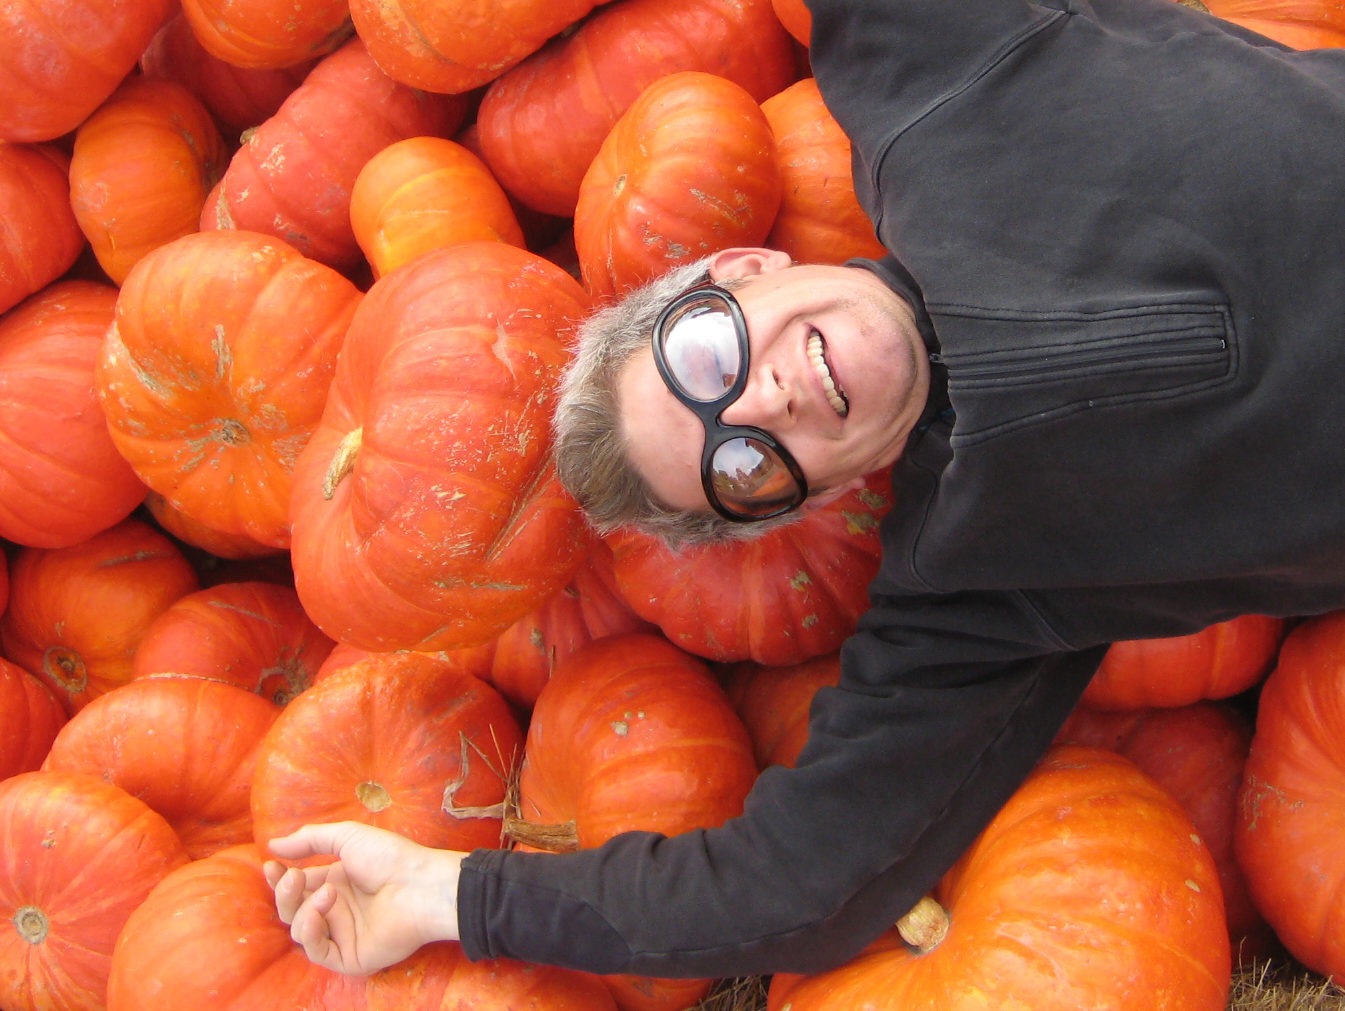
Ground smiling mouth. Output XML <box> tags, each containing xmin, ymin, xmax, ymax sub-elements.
<box><xmin>807</xmin><ymin>330</ymin><xmax>849</xmax><ymax>417</ymax></box>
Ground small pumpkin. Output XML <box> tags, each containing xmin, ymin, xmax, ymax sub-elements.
<box><xmin>0</xmin><ymin>770</ymin><xmax>188</xmax><ymax>1011</ymax></box>
<box><xmin>1082</xmin><ymin>613</ymin><xmax>1285</xmax><ymax>710</ymax></box>
<box><xmin>0</xmin><ymin>658</ymin><xmax>66</xmax><ymax>779</ymax></box>
<box><xmin>0</xmin><ymin>518</ymin><xmax>200</xmax><ymax>714</ymax></box>
<box><xmin>178</xmin><ymin>0</ymin><xmax>352</xmax><ymax>69</ymax></box>
<box><xmin>574</xmin><ymin>70</ymin><xmax>783</xmax><ymax>299</ymax></box>
<box><xmin>43</xmin><ymin>675</ymin><xmax>280</xmax><ymax>859</ymax></box>
<box><xmin>0</xmin><ymin>143</ymin><xmax>86</xmax><ymax>315</ymax></box>
<box><xmin>723</xmin><ymin>651</ymin><xmax>842</xmax><ymax>769</ymax></box>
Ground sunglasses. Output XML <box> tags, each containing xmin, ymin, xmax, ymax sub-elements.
<box><xmin>651</xmin><ymin>280</ymin><xmax>809</xmax><ymax>522</ymax></box>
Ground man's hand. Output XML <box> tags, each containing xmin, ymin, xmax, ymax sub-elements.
<box><xmin>263</xmin><ymin>822</ymin><xmax>465</xmax><ymax>976</ymax></box>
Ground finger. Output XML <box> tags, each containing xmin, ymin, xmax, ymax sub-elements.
<box><xmin>268</xmin><ymin>821</ymin><xmax>363</xmax><ymax>861</ymax></box>
<box><xmin>273</xmin><ymin>867</ymin><xmax>310</xmax><ymax>925</ymax></box>
<box><xmin>290</xmin><ymin>884</ymin><xmax>339</xmax><ymax>970</ymax></box>
<box><xmin>262</xmin><ymin>859</ymin><xmax>285</xmax><ymax>888</ymax></box>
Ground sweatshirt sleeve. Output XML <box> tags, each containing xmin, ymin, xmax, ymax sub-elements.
<box><xmin>456</xmin><ymin>588</ymin><xmax>1104</xmax><ymax>978</ymax></box>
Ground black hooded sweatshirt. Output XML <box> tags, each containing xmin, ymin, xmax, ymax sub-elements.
<box><xmin>457</xmin><ymin>0</ymin><xmax>1345</xmax><ymax>977</ymax></box>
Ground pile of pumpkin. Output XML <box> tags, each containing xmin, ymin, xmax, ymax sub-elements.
<box><xmin>1</xmin><ymin>0</ymin><xmax>1343</xmax><ymax>1008</ymax></box>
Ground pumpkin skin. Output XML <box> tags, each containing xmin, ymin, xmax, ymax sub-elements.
<box><xmin>43</xmin><ymin>675</ymin><xmax>280</xmax><ymax>859</ymax></box>
<box><xmin>512</xmin><ymin>632</ymin><xmax>758</xmax><ymax>1011</ymax></box>
<box><xmin>475</xmin><ymin>0</ymin><xmax>798</xmax><ymax>217</ymax></box>
<box><xmin>0</xmin><ymin>280</ymin><xmax>146</xmax><ymax>548</ymax></box>
<box><xmin>0</xmin><ymin>143</ymin><xmax>86</xmax><ymax>316</ymax></box>
<box><xmin>761</xmin><ymin>78</ymin><xmax>887</xmax><ymax>265</ymax></box>
<box><xmin>1235</xmin><ymin>610</ymin><xmax>1345</xmax><ymax>979</ymax></box>
<box><xmin>1055</xmin><ymin>700</ymin><xmax>1272</xmax><ymax>964</ymax></box>
<box><xmin>179</xmin><ymin>0</ymin><xmax>352</xmax><ymax>69</ymax></box>
<box><xmin>251</xmin><ymin>652</ymin><xmax>525</xmax><ymax>856</ymax></box>
<box><xmin>768</xmin><ymin>746</ymin><xmax>1231</xmax><ymax>1011</ymax></box>
<box><xmin>1199</xmin><ymin>0</ymin><xmax>1345</xmax><ymax>49</ymax></box>
<box><xmin>723</xmin><ymin>651</ymin><xmax>842</xmax><ymax>769</ymax></box>
<box><xmin>607</xmin><ymin>470</ymin><xmax>891</xmax><ymax>665</ymax></box>
<box><xmin>0</xmin><ymin>770</ymin><xmax>188</xmax><ymax>1011</ymax></box>
<box><xmin>131</xmin><ymin>580</ymin><xmax>335</xmax><ymax>705</ymax></box>
<box><xmin>347</xmin><ymin>0</ymin><xmax>600</xmax><ymax>95</ymax></box>
<box><xmin>1082</xmin><ymin>613</ymin><xmax>1285</xmax><ymax>710</ymax></box>
<box><xmin>771</xmin><ymin>0</ymin><xmax>813</xmax><ymax>45</ymax></box>
<box><xmin>574</xmin><ymin>70</ymin><xmax>783</xmax><ymax>299</ymax></box>
<box><xmin>97</xmin><ymin>229</ymin><xmax>362</xmax><ymax>549</ymax></box>
<box><xmin>349</xmin><ymin>136</ymin><xmax>525</xmax><ymax>279</ymax></box>
<box><xmin>140</xmin><ymin>12</ymin><xmax>319</xmax><ymax>138</ymax></box>
<box><xmin>0</xmin><ymin>0</ymin><xmax>175</xmax><ymax>142</ymax></box>
<box><xmin>142</xmin><ymin>490</ymin><xmax>287</xmax><ymax>562</ymax></box>
<box><xmin>0</xmin><ymin>518</ymin><xmax>201</xmax><ymax>714</ymax></box>
<box><xmin>69</xmin><ymin>76</ymin><xmax>227</xmax><ymax>285</ymax></box>
<box><xmin>0</xmin><ymin>658</ymin><xmax>66</xmax><ymax>778</ymax></box>
<box><xmin>203</xmin><ymin>39</ymin><xmax>469</xmax><ymax>272</ymax></box>
<box><xmin>288</xmin><ymin>241</ymin><xmax>592</xmax><ymax>652</ymax></box>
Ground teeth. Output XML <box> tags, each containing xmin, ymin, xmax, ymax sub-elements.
<box><xmin>808</xmin><ymin>332</ymin><xmax>849</xmax><ymax>417</ymax></box>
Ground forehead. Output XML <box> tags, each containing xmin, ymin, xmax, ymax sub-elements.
<box><xmin>616</xmin><ymin>347</ymin><xmax>710</xmax><ymax>513</ymax></box>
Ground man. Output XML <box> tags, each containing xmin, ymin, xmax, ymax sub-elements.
<box><xmin>267</xmin><ymin>0</ymin><xmax>1345</xmax><ymax>981</ymax></box>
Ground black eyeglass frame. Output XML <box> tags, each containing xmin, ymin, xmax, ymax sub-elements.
<box><xmin>649</xmin><ymin>280</ymin><xmax>810</xmax><ymax>522</ymax></box>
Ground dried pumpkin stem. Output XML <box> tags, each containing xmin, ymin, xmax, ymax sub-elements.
<box><xmin>323</xmin><ymin>427</ymin><xmax>363</xmax><ymax>500</ymax></box>
<box><xmin>502</xmin><ymin>815</ymin><xmax>580</xmax><ymax>853</ymax></box>
<box><xmin>896</xmin><ymin>895</ymin><xmax>949</xmax><ymax>954</ymax></box>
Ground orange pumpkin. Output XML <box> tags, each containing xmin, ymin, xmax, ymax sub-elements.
<box><xmin>723</xmin><ymin>651</ymin><xmax>842</xmax><ymax>769</ymax></box>
<box><xmin>251</xmin><ymin>652</ymin><xmax>525</xmax><ymax>856</ymax></box>
<box><xmin>69</xmin><ymin>76</ymin><xmax>227</xmax><ymax>285</ymax></box>
<box><xmin>0</xmin><ymin>143</ymin><xmax>86</xmax><ymax>315</ymax></box>
<box><xmin>1199</xmin><ymin>0</ymin><xmax>1345</xmax><ymax>49</ymax></box>
<box><xmin>97</xmin><ymin>229</ymin><xmax>362</xmax><ymax>549</ymax></box>
<box><xmin>178</xmin><ymin>0</ymin><xmax>352</xmax><ymax>69</ymax></box>
<box><xmin>1235</xmin><ymin>609</ymin><xmax>1345</xmax><ymax>979</ymax></box>
<box><xmin>762</xmin><ymin>78</ymin><xmax>887</xmax><ymax>265</ymax></box>
<box><xmin>574</xmin><ymin>70</ymin><xmax>783</xmax><ymax>299</ymax></box>
<box><xmin>203</xmin><ymin>39</ymin><xmax>469</xmax><ymax>272</ymax></box>
<box><xmin>607</xmin><ymin>469</ymin><xmax>892</xmax><ymax>665</ymax></box>
<box><xmin>768</xmin><ymin>746</ymin><xmax>1231</xmax><ymax>1011</ymax></box>
<box><xmin>0</xmin><ymin>770</ymin><xmax>188</xmax><ymax>1011</ymax></box>
<box><xmin>0</xmin><ymin>0</ymin><xmax>175</xmax><ymax>142</ymax></box>
<box><xmin>475</xmin><ymin>0</ymin><xmax>798</xmax><ymax>217</ymax></box>
<box><xmin>43</xmin><ymin>675</ymin><xmax>280</xmax><ymax>858</ymax></box>
<box><xmin>0</xmin><ymin>280</ymin><xmax>146</xmax><ymax>548</ymax></box>
<box><xmin>771</xmin><ymin>0</ymin><xmax>813</xmax><ymax>45</ymax></box>
<box><xmin>0</xmin><ymin>658</ymin><xmax>66</xmax><ymax>779</ymax></box>
<box><xmin>347</xmin><ymin>0</ymin><xmax>600</xmax><ymax>94</ymax></box>
<box><xmin>131</xmin><ymin>580</ymin><xmax>335</xmax><ymax>704</ymax></box>
<box><xmin>1082</xmin><ymin>613</ymin><xmax>1285</xmax><ymax>709</ymax></box>
<box><xmin>288</xmin><ymin>241</ymin><xmax>592</xmax><ymax>652</ymax></box>
<box><xmin>349</xmin><ymin>136</ymin><xmax>525</xmax><ymax>278</ymax></box>
<box><xmin>0</xmin><ymin>518</ymin><xmax>201</xmax><ymax>714</ymax></box>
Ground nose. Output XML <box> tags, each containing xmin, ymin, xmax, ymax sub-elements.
<box><xmin>720</xmin><ymin>361</ymin><xmax>793</xmax><ymax>429</ymax></box>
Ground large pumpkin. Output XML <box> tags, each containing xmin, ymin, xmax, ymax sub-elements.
<box><xmin>347</xmin><ymin>0</ymin><xmax>600</xmax><ymax>95</ymax></box>
<box><xmin>43</xmin><ymin>675</ymin><xmax>280</xmax><ymax>859</ymax></box>
<box><xmin>0</xmin><ymin>280</ymin><xmax>146</xmax><ymax>548</ymax></box>
<box><xmin>97</xmin><ymin>229</ymin><xmax>362</xmax><ymax>549</ymax></box>
<box><xmin>0</xmin><ymin>770</ymin><xmax>188</xmax><ymax>1011</ymax></box>
<box><xmin>0</xmin><ymin>0</ymin><xmax>174</xmax><ymax>142</ymax></box>
<box><xmin>1198</xmin><ymin>0</ymin><xmax>1345</xmax><ymax>48</ymax></box>
<box><xmin>251</xmin><ymin>652</ymin><xmax>525</xmax><ymax>856</ymax></box>
<box><xmin>1082</xmin><ymin>613</ymin><xmax>1285</xmax><ymax>710</ymax></box>
<box><xmin>107</xmin><ymin>843</ymin><xmax>616</xmax><ymax>1011</ymax></box>
<box><xmin>1235</xmin><ymin>609</ymin><xmax>1345</xmax><ymax>979</ymax></box>
<box><xmin>131</xmin><ymin>580</ymin><xmax>335</xmax><ymax>705</ymax></box>
<box><xmin>288</xmin><ymin>240</ymin><xmax>592</xmax><ymax>652</ymax></box>
<box><xmin>574</xmin><ymin>70</ymin><xmax>783</xmax><ymax>299</ymax></box>
<box><xmin>607</xmin><ymin>469</ymin><xmax>892</xmax><ymax>665</ymax></box>
<box><xmin>0</xmin><ymin>518</ymin><xmax>200</xmax><ymax>714</ymax></box>
<box><xmin>69</xmin><ymin>76</ymin><xmax>227</xmax><ymax>285</ymax></box>
<box><xmin>0</xmin><ymin>143</ymin><xmax>86</xmax><ymax>315</ymax></box>
<box><xmin>475</xmin><ymin>0</ymin><xmax>798</xmax><ymax>218</ymax></box>
<box><xmin>203</xmin><ymin>38</ymin><xmax>468</xmax><ymax>272</ymax></box>
<box><xmin>768</xmin><ymin>746</ymin><xmax>1231</xmax><ymax>1011</ymax></box>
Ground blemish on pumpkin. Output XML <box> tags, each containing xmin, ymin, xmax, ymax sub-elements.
<box><xmin>858</xmin><ymin>488</ymin><xmax>889</xmax><ymax>509</ymax></box>
<box><xmin>843</xmin><ymin>510</ymin><xmax>880</xmax><ymax>535</ymax></box>
<box><xmin>13</xmin><ymin>906</ymin><xmax>48</xmax><ymax>945</ymax></box>
<box><xmin>789</xmin><ymin>571</ymin><xmax>812</xmax><ymax>591</ymax></box>
<box><xmin>611</xmin><ymin>720</ymin><xmax>629</xmax><ymax>736</ymax></box>
<box><xmin>801</xmin><ymin>614</ymin><xmax>819</xmax><ymax>628</ymax></box>
<box><xmin>42</xmin><ymin>647</ymin><xmax>87</xmax><ymax>694</ymax></box>
<box><xmin>356</xmin><ymin>782</ymin><xmax>392</xmax><ymax>812</ymax></box>
<box><xmin>613</xmin><ymin>174</ymin><xmax>627</xmax><ymax>196</ymax></box>
<box><xmin>1184</xmin><ymin>879</ymin><xmax>1201</xmax><ymax>892</ymax></box>
<box><xmin>212</xmin><ymin>324</ymin><xmax>231</xmax><ymax>379</ymax></box>
<box><xmin>213</xmin><ymin>418</ymin><xmax>250</xmax><ymax>446</ymax></box>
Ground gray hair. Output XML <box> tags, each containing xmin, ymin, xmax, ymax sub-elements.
<box><xmin>553</xmin><ymin>259</ymin><xmax>802</xmax><ymax>550</ymax></box>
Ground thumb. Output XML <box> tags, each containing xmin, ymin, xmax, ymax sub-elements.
<box><xmin>267</xmin><ymin>821</ymin><xmax>367</xmax><ymax>860</ymax></box>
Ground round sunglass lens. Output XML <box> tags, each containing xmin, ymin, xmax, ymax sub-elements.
<box><xmin>660</xmin><ymin>300</ymin><xmax>741</xmax><ymax>401</ymax></box>
<box><xmin>710</xmin><ymin>437</ymin><xmax>804</xmax><ymax>517</ymax></box>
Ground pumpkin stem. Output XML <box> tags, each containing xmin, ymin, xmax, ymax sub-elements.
<box><xmin>896</xmin><ymin>895</ymin><xmax>949</xmax><ymax>955</ymax></box>
<box><xmin>13</xmin><ymin>906</ymin><xmax>48</xmax><ymax>945</ymax></box>
<box><xmin>323</xmin><ymin>427</ymin><xmax>363</xmax><ymax>500</ymax></box>
<box><xmin>502</xmin><ymin>815</ymin><xmax>580</xmax><ymax>852</ymax></box>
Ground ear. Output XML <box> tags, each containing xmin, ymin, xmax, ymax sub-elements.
<box><xmin>799</xmin><ymin>477</ymin><xmax>866</xmax><ymax>513</ymax></box>
<box><xmin>706</xmin><ymin>247</ymin><xmax>793</xmax><ymax>282</ymax></box>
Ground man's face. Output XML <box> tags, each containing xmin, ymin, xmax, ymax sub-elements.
<box><xmin>618</xmin><ymin>249</ymin><xmax>931</xmax><ymax>515</ymax></box>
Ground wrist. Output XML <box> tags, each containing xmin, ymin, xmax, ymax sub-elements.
<box><xmin>410</xmin><ymin>847</ymin><xmax>464</xmax><ymax>945</ymax></box>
